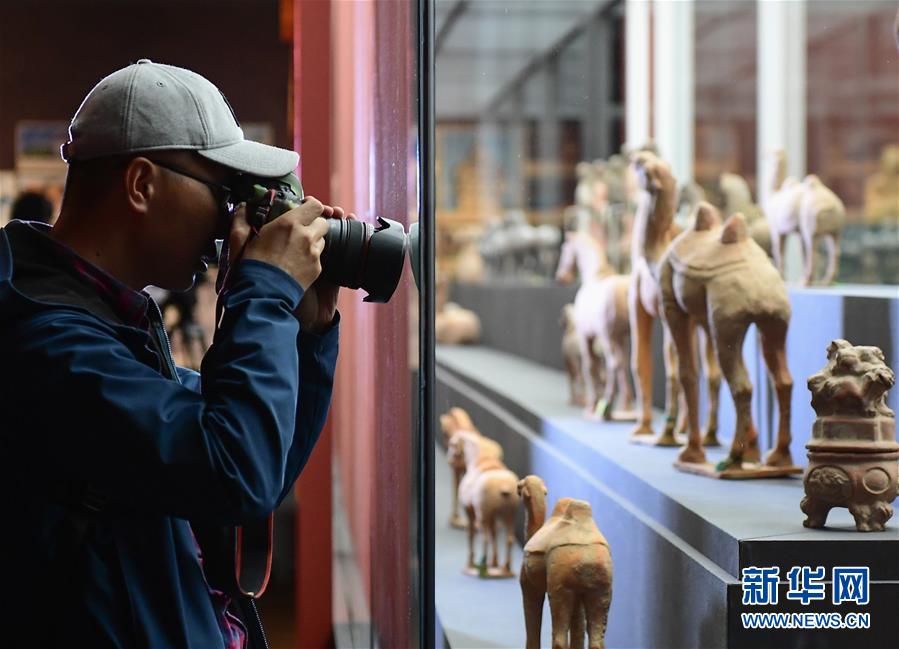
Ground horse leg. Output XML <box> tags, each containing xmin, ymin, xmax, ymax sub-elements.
<box><xmin>698</xmin><ymin>324</ymin><xmax>722</xmax><ymax>447</ymax></box>
<box><xmin>503</xmin><ymin>512</ymin><xmax>515</xmax><ymax>574</ymax></box>
<box><xmin>822</xmin><ymin>233</ymin><xmax>840</xmax><ymax>285</ymax></box>
<box><xmin>710</xmin><ymin>314</ymin><xmax>754</xmax><ymax>468</ymax></box>
<box><xmin>757</xmin><ymin>315</ymin><xmax>795</xmax><ymax>467</ymax></box>
<box><xmin>616</xmin><ymin>338</ymin><xmax>634</xmax><ymax>411</ymax></box>
<box><xmin>769</xmin><ymin>227</ymin><xmax>784</xmax><ymax>276</ymax></box>
<box><xmin>629</xmin><ymin>280</ymin><xmax>655</xmax><ymax>436</ymax></box>
<box><xmin>578</xmin><ymin>335</ymin><xmax>597</xmax><ymax>417</ymax></box>
<box><xmin>801</xmin><ymin>230</ymin><xmax>817</xmax><ymax>286</ymax></box>
<box><xmin>596</xmin><ymin>334</ymin><xmax>617</xmax><ymax>420</ymax></box>
<box><xmin>465</xmin><ymin>505</ymin><xmax>477</xmax><ymax>569</ymax></box>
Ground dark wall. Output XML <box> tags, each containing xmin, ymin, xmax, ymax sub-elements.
<box><xmin>0</xmin><ymin>0</ymin><xmax>290</xmax><ymax>169</ymax></box>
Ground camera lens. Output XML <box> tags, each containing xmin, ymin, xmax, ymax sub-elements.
<box><xmin>320</xmin><ymin>216</ymin><xmax>408</xmax><ymax>303</ymax></box>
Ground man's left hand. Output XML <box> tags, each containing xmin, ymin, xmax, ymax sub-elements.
<box><xmin>295</xmin><ymin>204</ymin><xmax>354</xmax><ymax>333</ymax></box>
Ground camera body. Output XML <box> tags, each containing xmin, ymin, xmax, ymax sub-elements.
<box><xmin>228</xmin><ymin>172</ymin><xmax>409</xmax><ymax>303</ymax></box>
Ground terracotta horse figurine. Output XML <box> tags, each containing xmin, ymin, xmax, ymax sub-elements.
<box><xmin>629</xmin><ymin>151</ymin><xmax>721</xmax><ymax>446</ymax></box>
<box><xmin>658</xmin><ymin>202</ymin><xmax>796</xmax><ymax>470</ymax></box>
<box><xmin>762</xmin><ymin>149</ymin><xmax>845</xmax><ymax>285</ymax></box>
<box><xmin>454</xmin><ymin>433</ymin><xmax>519</xmax><ymax>577</ymax></box>
<box><xmin>519</xmin><ymin>475</ymin><xmax>612</xmax><ymax>649</ymax></box>
<box><xmin>555</xmin><ymin>231</ymin><xmax>634</xmax><ymax>420</ymax></box>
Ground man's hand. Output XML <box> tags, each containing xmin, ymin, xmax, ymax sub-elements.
<box><xmin>295</xmin><ymin>205</ymin><xmax>356</xmax><ymax>333</ymax></box>
<box><xmin>228</xmin><ymin>197</ymin><xmax>354</xmax><ymax>334</ymax></box>
<box><xmin>230</xmin><ymin>196</ymin><xmax>329</xmax><ymax>290</ymax></box>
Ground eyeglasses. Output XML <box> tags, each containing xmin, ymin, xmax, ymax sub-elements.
<box><xmin>149</xmin><ymin>159</ymin><xmax>236</xmax><ymax>220</ymax></box>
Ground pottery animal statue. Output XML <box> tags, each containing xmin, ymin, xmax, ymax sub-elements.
<box><xmin>519</xmin><ymin>475</ymin><xmax>612</xmax><ymax>649</ymax></box>
<box><xmin>803</xmin><ymin>340</ymin><xmax>897</xmax><ymax>532</ymax></box>
<box><xmin>719</xmin><ymin>172</ymin><xmax>771</xmax><ymax>254</ymax></box>
<box><xmin>556</xmin><ymin>231</ymin><xmax>634</xmax><ymax>420</ymax></box>
<box><xmin>440</xmin><ymin>422</ymin><xmax>503</xmax><ymax>529</ymax></box>
<box><xmin>455</xmin><ymin>433</ymin><xmax>518</xmax><ymax>577</ymax></box>
<box><xmin>658</xmin><ymin>202</ymin><xmax>796</xmax><ymax>471</ymax></box>
<box><xmin>560</xmin><ymin>304</ymin><xmax>588</xmax><ymax>407</ymax></box>
<box><xmin>629</xmin><ymin>152</ymin><xmax>721</xmax><ymax>446</ymax></box>
<box><xmin>762</xmin><ymin>150</ymin><xmax>845</xmax><ymax>285</ymax></box>
<box><xmin>435</xmin><ymin>302</ymin><xmax>481</xmax><ymax>345</ymax></box>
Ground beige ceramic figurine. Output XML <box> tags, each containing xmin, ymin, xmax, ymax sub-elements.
<box><xmin>435</xmin><ymin>302</ymin><xmax>481</xmax><ymax>345</ymax></box>
<box><xmin>556</xmin><ymin>231</ymin><xmax>634</xmax><ymax>420</ymax></box>
<box><xmin>803</xmin><ymin>340</ymin><xmax>897</xmax><ymax>532</ymax></box>
<box><xmin>518</xmin><ymin>475</ymin><xmax>612</xmax><ymax>649</ymax></box>
<box><xmin>630</xmin><ymin>152</ymin><xmax>721</xmax><ymax>447</ymax></box>
<box><xmin>658</xmin><ymin>202</ymin><xmax>799</xmax><ymax>476</ymax></box>
<box><xmin>441</xmin><ymin>408</ymin><xmax>501</xmax><ymax>529</ymax></box>
<box><xmin>453</xmin><ymin>432</ymin><xmax>518</xmax><ymax>577</ymax></box>
<box><xmin>719</xmin><ymin>172</ymin><xmax>771</xmax><ymax>254</ymax></box>
<box><xmin>762</xmin><ymin>150</ymin><xmax>845</xmax><ymax>285</ymax></box>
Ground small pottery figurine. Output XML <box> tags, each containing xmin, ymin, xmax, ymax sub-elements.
<box><xmin>441</xmin><ymin>408</ymin><xmax>499</xmax><ymax>529</ymax></box>
<box><xmin>435</xmin><ymin>302</ymin><xmax>481</xmax><ymax>345</ymax></box>
<box><xmin>518</xmin><ymin>475</ymin><xmax>612</xmax><ymax>649</ymax></box>
<box><xmin>659</xmin><ymin>202</ymin><xmax>800</xmax><ymax>476</ymax></box>
<box><xmin>555</xmin><ymin>232</ymin><xmax>634</xmax><ymax>420</ymax></box>
<box><xmin>630</xmin><ymin>152</ymin><xmax>721</xmax><ymax>447</ymax></box>
<box><xmin>453</xmin><ymin>432</ymin><xmax>518</xmax><ymax>577</ymax></box>
<box><xmin>718</xmin><ymin>172</ymin><xmax>771</xmax><ymax>254</ymax></box>
<box><xmin>803</xmin><ymin>340</ymin><xmax>897</xmax><ymax>532</ymax></box>
<box><xmin>762</xmin><ymin>150</ymin><xmax>845</xmax><ymax>285</ymax></box>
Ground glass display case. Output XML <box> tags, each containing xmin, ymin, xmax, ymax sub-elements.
<box><xmin>434</xmin><ymin>1</ymin><xmax>898</xmax><ymax>648</ymax></box>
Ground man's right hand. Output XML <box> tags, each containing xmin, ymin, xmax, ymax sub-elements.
<box><xmin>229</xmin><ymin>196</ymin><xmax>330</xmax><ymax>290</ymax></box>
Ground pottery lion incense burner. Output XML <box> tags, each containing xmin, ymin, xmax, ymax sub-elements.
<box><xmin>802</xmin><ymin>339</ymin><xmax>898</xmax><ymax>532</ymax></box>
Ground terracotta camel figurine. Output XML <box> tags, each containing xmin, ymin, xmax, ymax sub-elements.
<box><xmin>454</xmin><ymin>433</ymin><xmax>518</xmax><ymax>577</ymax></box>
<box><xmin>762</xmin><ymin>149</ymin><xmax>845</xmax><ymax>285</ymax></box>
<box><xmin>519</xmin><ymin>475</ymin><xmax>612</xmax><ymax>649</ymax></box>
<box><xmin>630</xmin><ymin>151</ymin><xmax>721</xmax><ymax>446</ymax></box>
<box><xmin>658</xmin><ymin>202</ymin><xmax>796</xmax><ymax>469</ymax></box>
<box><xmin>556</xmin><ymin>231</ymin><xmax>634</xmax><ymax>420</ymax></box>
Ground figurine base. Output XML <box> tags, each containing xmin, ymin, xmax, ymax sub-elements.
<box><xmin>462</xmin><ymin>565</ymin><xmax>515</xmax><ymax>579</ymax></box>
<box><xmin>448</xmin><ymin>516</ymin><xmax>466</xmax><ymax>530</ymax></box>
<box><xmin>605</xmin><ymin>409</ymin><xmax>639</xmax><ymax>422</ymax></box>
<box><xmin>630</xmin><ymin>432</ymin><xmax>685</xmax><ymax>447</ymax></box>
<box><xmin>674</xmin><ymin>460</ymin><xmax>803</xmax><ymax>480</ymax></box>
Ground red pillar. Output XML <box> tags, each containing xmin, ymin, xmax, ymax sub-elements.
<box><xmin>293</xmin><ymin>1</ymin><xmax>333</xmax><ymax>647</ymax></box>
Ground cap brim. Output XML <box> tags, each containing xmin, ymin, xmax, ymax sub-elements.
<box><xmin>198</xmin><ymin>139</ymin><xmax>299</xmax><ymax>177</ymax></box>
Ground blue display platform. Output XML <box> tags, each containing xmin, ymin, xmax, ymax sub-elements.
<box><xmin>435</xmin><ymin>345</ymin><xmax>898</xmax><ymax>649</ymax></box>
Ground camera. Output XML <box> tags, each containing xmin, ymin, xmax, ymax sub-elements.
<box><xmin>226</xmin><ymin>172</ymin><xmax>417</xmax><ymax>303</ymax></box>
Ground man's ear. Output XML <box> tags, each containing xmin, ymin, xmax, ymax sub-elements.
<box><xmin>123</xmin><ymin>157</ymin><xmax>156</xmax><ymax>215</ymax></box>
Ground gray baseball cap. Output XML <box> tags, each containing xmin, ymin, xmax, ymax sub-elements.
<box><xmin>61</xmin><ymin>59</ymin><xmax>298</xmax><ymax>177</ymax></box>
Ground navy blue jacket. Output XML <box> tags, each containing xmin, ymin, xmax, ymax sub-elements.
<box><xmin>0</xmin><ymin>221</ymin><xmax>338</xmax><ymax>647</ymax></box>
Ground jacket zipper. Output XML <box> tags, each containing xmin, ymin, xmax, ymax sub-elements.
<box><xmin>150</xmin><ymin>299</ymin><xmax>181</xmax><ymax>384</ymax></box>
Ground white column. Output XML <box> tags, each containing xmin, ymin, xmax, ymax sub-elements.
<box><xmin>757</xmin><ymin>0</ymin><xmax>806</xmax><ymax>204</ymax></box>
<box><xmin>652</xmin><ymin>0</ymin><xmax>694</xmax><ymax>185</ymax></box>
<box><xmin>757</xmin><ymin>0</ymin><xmax>806</xmax><ymax>281</ymax></box>
<box><xmin>625</xmin><ymin>0</ymin><xmax>651</xmax><ymax>152</ymax></box>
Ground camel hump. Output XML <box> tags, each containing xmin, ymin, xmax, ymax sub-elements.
<box><xmin>561</xmin><ymin>499</ymin><xmax>594</xmax><ymax>521</ymax></box>
<box><xmin>803</xmin><ymin>174</ymin><xmax>822</xmax><ymax>187</ymax></box>
<box><xmin>720</xmin><ymin>213</ymin><xmax>749</xmax><ymax>244</ymax></box>
<box><xmin>692</xmin><ymin>201</ymin><xmax>720</xmax><ymax>231</ymax></box>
